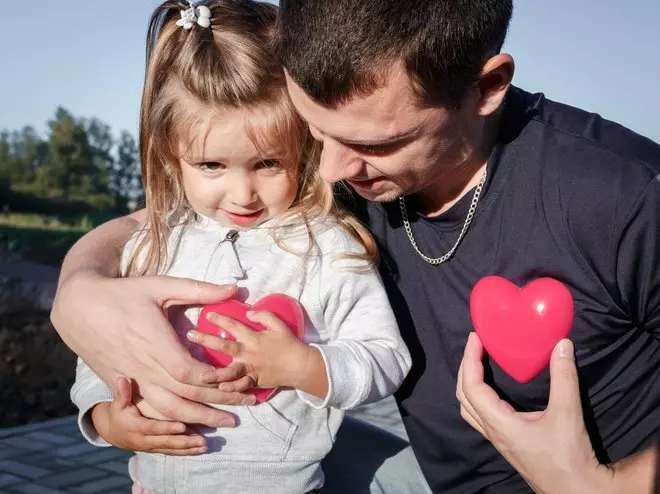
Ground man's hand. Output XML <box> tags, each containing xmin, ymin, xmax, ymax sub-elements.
<box><xmin>53</xmin><ymin>272</ymin><xmax>255</xmax><ymax>428</ymax></box>
<box><xmin>92</xmin><ymin>377</ymin><xmax>207</xmax><ymax>456</ymax></box>
<box><xmin>456</xmin><ymin>333</ymin><xmax>613</xmax><ymax>494</ymax></box>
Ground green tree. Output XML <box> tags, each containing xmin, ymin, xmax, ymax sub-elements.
<box><xmin>2</xmin><ymin>109</ymin><xmax>140</xmax><ymax>214</ymax></box>
<box><xmin>112</xmin><ymin>131</ymin><xmax>143</xmax><ymax>212</ymax></box>
<box><xmin>46</xmin><ymin>108</ymin><xmax>94</xmax><ymax>200</ymax></box>
<box><xmin>0</xmin><ymin>130</ymin><xmax>11</xmax><ymax>192</ymax></box>
<box><xmin>84</xmin><ymin>118</ymin><xmax>114</xmax><ymax>195</ymax></box>
<box><xmin>0</xmin><ymin>131</ymin><xmax>10</xmax><ymax>181</ymax></box>
<box><xmin>13</xmin><ymin>126</ymin><xmax>48</xmax><ymax>184</ymax></box>
<box><xmin>0</xmin><ymin>128</ymin><xmax>47</xmax><ymax>190</ymax></box>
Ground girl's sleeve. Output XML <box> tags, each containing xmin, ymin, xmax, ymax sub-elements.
<box><xmin>68</xmin><ymin>229</ymin><xmax>143</xmax><ymax>447</ymax></box>
<box><xmin>297</xmin><ymin>228</ymin><xmax>412</xmax><ymax>410</ymax></box>
<box><xmin>69</xmin><ymin>357</ymin><xmax>114</xmax><ymax>447</ymax></box>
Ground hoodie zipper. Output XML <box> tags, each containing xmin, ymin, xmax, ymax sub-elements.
<box><xmin>222</xmin><ymin>229</ymin><xmax>240</xmax><ymax>245</ymax></box>
<box><xmin>203</xmin><ymin>229</ymin><xmax>245</xmax><ymax>283</ymax></box>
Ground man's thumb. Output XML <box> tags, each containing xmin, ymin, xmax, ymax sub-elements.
<box><xmin>547</xmin><ymin>339</ymin><xmax>583</xmax><ymax>417</ymax></box>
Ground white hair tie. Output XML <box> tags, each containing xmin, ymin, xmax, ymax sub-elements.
<box><xmin>176</xmin><ymin>2</ymin><xmax>211</xmax><ymax>30</ymax></box>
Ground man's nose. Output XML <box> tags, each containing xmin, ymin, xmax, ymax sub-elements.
<box><xmin>318</xmin><ymin>139</ymin><xmax>362</xmax><ymax>183</ymax></box>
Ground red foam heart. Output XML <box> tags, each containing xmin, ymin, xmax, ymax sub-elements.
<box><xmin>197</xmin><ymin>293</ymin><xmax>305</xmax><ymax>403</ymax></box>
<box><xmin>469</xmin><ymin>276</ymin><xmax>574</xmax><ymax>383</ymax></box>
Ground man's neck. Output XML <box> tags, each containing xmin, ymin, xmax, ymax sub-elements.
<box><xmin>418</xmin><ymin>109</ymin><xmax>502</xmax><ymax>217</ymax></box>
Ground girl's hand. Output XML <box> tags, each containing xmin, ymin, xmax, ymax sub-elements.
<box><xmin>91</xmin><ymin>377</ymin><xmax>208</xmax><ymax>456</ymax></box>
<box><xmin>187</xmin><ymin>310</ymin><xmax>328</xmax><ymax>399</ymax></box>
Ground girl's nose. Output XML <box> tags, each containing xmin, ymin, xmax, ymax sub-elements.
<box><xmin>229</xmin><ymin>177</ymin><xmax>258</xmax><ymax>207</ymax></box>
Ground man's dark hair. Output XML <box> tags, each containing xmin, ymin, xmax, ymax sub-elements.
<box><xmin>275</xmin><ymin>0</ymin><xmax>513</xmax><ymax>108</ymax></box>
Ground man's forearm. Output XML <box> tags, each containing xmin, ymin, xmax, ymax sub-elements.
<box><xmin>57</xmin><ymin>209</ymin><xmax>145</xmax><ymax>287</ymax></box>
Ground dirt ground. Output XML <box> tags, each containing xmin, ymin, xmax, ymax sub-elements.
<box><xmin>0</xmin><ymin>278</ymin><xmax>77</xmax><ymax>427</ymax></box>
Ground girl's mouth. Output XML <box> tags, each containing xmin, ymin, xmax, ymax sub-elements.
<box><xmin>225</xmin><ymin>210</ymin><xmax>263</xmax><ymax>226</ymax></box>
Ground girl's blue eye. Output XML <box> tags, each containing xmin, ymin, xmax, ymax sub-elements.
<box><xmin>258</xmin><ymin>159</ymin><xmax>280</xmax><ymax>169</ymax></box>
<box><xmin>199</xmin><ymin>162</ymin><xmax>225</xmax><ymax>171</ymax></box>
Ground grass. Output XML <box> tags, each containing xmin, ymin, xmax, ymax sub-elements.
<box><xmin>0</xmin><ymin>212</ymin><xmax>109</xmax><ymax>231</ymax></box>
<box><xmin>0</xmin><ymin>212</ymin><xmax>113</xmax><ymax>266</ymax></box>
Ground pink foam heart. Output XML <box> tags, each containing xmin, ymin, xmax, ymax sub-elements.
<box><xmin>469</xmin><ymin>276</ymin><xmax>574</xmax><ymax>383</ymax></box>
<box><xmin>197</xmin><ymin>293</ymin><xmax>305</xmax><ymax>403</ymax></box>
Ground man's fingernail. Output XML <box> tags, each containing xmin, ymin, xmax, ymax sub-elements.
<box><xmin>246</xmin><ymin>311</ymin><xmax>256</xmax><ymax>319</ymax></box>
<box><xmin>187</xmin><ymin>330</ymin><xmax>200</xmax><ymax>341</ymax></box>
<box><xmin>217</xmin><ymin>418</ymin><xmax>235</xmax><ymax>428</ymax></box>
<box><xmin>557</xmin><ymin>339</ymin><xmax>574</xmax><ymax>359</ymax></box>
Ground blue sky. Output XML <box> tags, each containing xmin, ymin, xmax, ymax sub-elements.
<box><xmin>1</xmin><ymin>1</ymin><xmax>658</xmax><ymax>142</ymax></box>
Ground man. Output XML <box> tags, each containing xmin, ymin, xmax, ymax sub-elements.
<box><xmin>52</xmin><ymin>0</ymin><xmax>659</xmax><ymax>492</ymax></box>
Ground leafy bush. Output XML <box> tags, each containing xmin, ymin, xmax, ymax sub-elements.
<box><xmin>0</xmin><ymin>277</ymin><xmax>77</xmax><ymax>427</ymax></box>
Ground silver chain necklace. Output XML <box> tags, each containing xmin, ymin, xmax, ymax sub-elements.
<box><xmin>398</xmin><ymin>169</ymin><xmax>487</xmax><ymax>265</ymax></box>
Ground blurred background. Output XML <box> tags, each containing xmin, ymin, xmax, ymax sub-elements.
<box><xmin>0</xmin><ymin>0</ymin><xmax>658</xmax><ymax>428</ymax></box>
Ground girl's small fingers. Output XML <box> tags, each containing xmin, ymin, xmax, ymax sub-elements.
<box><xmin>144</xmin><ymin>434</ymin><xmax>207</xmax><ymax>451</ymax></box>
<box><xmin>151</xmin><ymin>446</ymin><xmax>208</xmax><ymax>456</ymax></box>
<box><xmin>203</xmin><ymin>362</ymin><xmax>248</xmax><ymax>385</ymax></box>
<box><xmin>133</xmin><ymin>416</ymin><xmax>187</xmax><ymax>435</ymax></box>
<box><xmin>187</xmin><ymin>330</ymin><xmax>241</xmax><ymax>356</ymax></box>
<box><xmin>205</xmin><ymin>312</ymin><xmax>254</xmax><ymax>342</ymax></box>
<box><xmin>115</xmin><ymin>377</ymin><xmax>133</xmax><ymax>408</ymax></box>
<box><xmin>219</xmin><ymin>375</ymin><xmax>256</xmax><ymax>393</ymax></box>
<box><xmin>134</xmin><ymin>397</ymin><xmax>170</xmax><ymax>421</ymax></box>
<box><xmin>246</xmin><ymin>310</ymin><xmax>290</xmax><ymax>333</ymax></box>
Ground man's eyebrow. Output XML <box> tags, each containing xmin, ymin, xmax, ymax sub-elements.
<box><xmin>334</xmin><ymin>127</ymin><xmax>421</xmax><ymax>147</ymax></box>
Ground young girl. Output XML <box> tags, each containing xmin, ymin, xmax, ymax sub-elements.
<box><xmin>70</xmin><ymin>1</ymin><xmax>411</xmax><ymax>493</ymax></box>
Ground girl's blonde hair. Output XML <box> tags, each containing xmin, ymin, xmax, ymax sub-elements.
<box><xmin>127</xmin><ymin>0</ymin><xmax>377</xmax><ymax>276</ymax></box>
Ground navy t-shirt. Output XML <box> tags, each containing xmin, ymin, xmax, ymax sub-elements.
<box><xmin>350</xmin><ymin>87</ymin><xmax>660</xmax><ymax>493</ymax></box>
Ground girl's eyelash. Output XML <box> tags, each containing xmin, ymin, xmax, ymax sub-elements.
<box><xmin>259</xmin><ymin>159</ymin><xmax>280</xmax><ymax>169</ymax></box>
<box><xmin>199</xmin><ymin>162</ymin><xmax>225</xmax><ymax>170</ymax></box>
<box><xmin>194</xmin><ymin>160</ymin><xmax>282</xmax><ymax>170</ymax></box>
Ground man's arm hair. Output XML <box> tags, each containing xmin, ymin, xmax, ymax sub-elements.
<box><xmin>57</xmin><ymin>209</ymin><xmax>146</xmax><ymax>288</ymax></box>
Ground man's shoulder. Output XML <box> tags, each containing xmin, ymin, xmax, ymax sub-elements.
<box><xmin>500</xmin><ymin>87</ymin><xmax>660</xmax><ymax>213</ymax></box>
<box><xmin>510</xmin><ymin>86</ymin><xmax>660</xmax><ymax>178</ymax></box>
<box><xmin>502</xmin><ymin>88</ymin><xmax>660</xmax><ymax>259</ymax></box>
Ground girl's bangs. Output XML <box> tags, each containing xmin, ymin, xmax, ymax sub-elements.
<box><xmin>241</xmin><ymin>94</ymin><xmax>306</xmax><ymax>169</ymax></box>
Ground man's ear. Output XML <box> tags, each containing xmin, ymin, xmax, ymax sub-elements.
<box><xmin>476</xmin><ymin>53</ymin><xmax>515</xmax><ymax>116</ymax></box>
